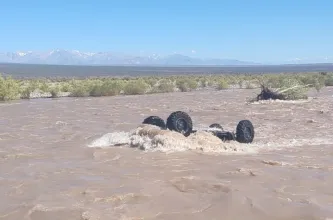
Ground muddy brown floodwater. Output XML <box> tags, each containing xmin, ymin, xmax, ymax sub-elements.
<box><xmin>1</xmin><ymin>87</ymin><xmax>333</xmax><ymax>220</ymax></box>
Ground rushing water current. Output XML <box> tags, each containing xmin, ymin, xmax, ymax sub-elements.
<box><xmin>1</xmin><ymin>87</ymin><xmax>333</xmax><ymax>220</ymax></box>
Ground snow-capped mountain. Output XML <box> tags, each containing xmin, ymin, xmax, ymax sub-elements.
<box><xmin>0</xmin><ymin>50</ymin><xmax>257</xmax><ymax>66</ymax></box>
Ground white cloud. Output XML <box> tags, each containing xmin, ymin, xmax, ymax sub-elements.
<box><xmin>191</xmin><ymin>50</ymin><xmax>196</xmax><ymax>54</ymax></box>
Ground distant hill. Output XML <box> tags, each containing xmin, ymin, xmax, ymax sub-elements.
<box><xmin>1</xmin><ymin>62</ymin><xmax>333</xmax><ymax>79</ymax></box>
<box><xmin>0</xmin><ymin>49</ymin><xmax>258</xmax><ymax>66</ymax></box>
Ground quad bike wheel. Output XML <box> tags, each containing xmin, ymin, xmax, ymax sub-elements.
<box><xmin>142</xmin><ymin>116</ymin><xmax>167</xmax><ymax>130</ymax></box>
<box><xmin>166</xmin><ymin>111</ymin><xmax>193</xmax><ymax>137</ymax></box>
<box><xmin>235</xmin><ymin>120</ymin><xmax>254</xmax><ymax>143</ymax></box>
<box><xmin>209</xmin><ymin>123</ymin><xmax>223</xmax><ymax>131</ymax></box>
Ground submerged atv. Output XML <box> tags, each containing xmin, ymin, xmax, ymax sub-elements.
<box><xmin>142</xmin><ymin>111</ymin><xmax>255</xmax><ymax>144</ymax></box>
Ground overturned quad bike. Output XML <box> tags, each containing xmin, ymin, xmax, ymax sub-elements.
<box><xmin>142</xmin><ymin>111</ymin><xmax>255</xmax><ymax>144</ymax></box>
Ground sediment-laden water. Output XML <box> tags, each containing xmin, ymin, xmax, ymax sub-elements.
<box><xmin>1</xmin><ymin>87</ymin><xmax>333</xmax><ymax>220</ymax></box>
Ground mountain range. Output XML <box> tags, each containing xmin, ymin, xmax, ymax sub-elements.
<box><xmin>0</xmin><ymin>50</ymin><xmax>258</xmax><ymax>66</ymax></box>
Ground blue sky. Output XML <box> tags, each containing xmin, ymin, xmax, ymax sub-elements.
<box><xmin>1</xmin><ymin>0</ymin><xmax>333</xmax><ymax>63</ymax></box>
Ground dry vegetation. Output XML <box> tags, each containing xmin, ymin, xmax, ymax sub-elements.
<box><xmin>0</xmin><ymin>72</ymin><xmax>333</xmax><ymax>102</ymax></box>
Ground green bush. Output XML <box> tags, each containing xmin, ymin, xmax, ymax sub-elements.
<box><xmin>49</xmin><ymin>86</ymin><xmax>60</xmax><ymax>98</ymax></box>
<box><xmin>245</xmin><ymin>81</ymin><xmax>256</xmax><ymax>89</ymax></box>
<box><xmin>276</xmin><ymin>78</ymin><xmax>309</xmax><ymax>100</ymax></box>
<box><xmin>266</xmin><ymin>74</ymin><xmax>287</xmax><ymax>88</ymax></box>
<box><xmin>237</xmin><ymin>78</ymin><xmax>243</xmax><ymax>88</ymax></box>
<box><xmin>1</xmin><ymin>72</ymin><xmax>333</xmax><ymax>102</ymax></box>
<box><xmin>151</xmin><ymin>79</ymin><xmax>174</xmax><ymax>93</ymax></box>
<box><xmin>60</xmin><ymin>82</ymin><xmax>71</xmax><ymax>92</ymax></box>
<box><xmin>144</xmin><ymin>78</ymin><xmax>158</xmax><ymax>87</ymax></box>
<box><xmin>90</xmin><ymin>80</ymin><xmax>124</xmax><ymax>96</ymax></box>
<box><xmin>123</xmin><ymin>80</ymin><xmax>148</xmax><ymax>95</ymax></box>
<box><xmin>216</xmin><ymin>80</ymin><xmax>229</xmax><ymax>90</ymax></box>
<box><xmin>20</xmin><ymin>85</ymin><xmax>35</xmax><ymax>99</ymax></box>
<box><xmin>68</xmin><ymin>80</ymin><xmax>90</xmax><ymax>97</ymax></box>
<box><xmin>0</xmin><ymin>75</ymin><xmax>20</xmax><ymax>101</ymax></box>
<box><xmin>325</xmin><ymin>75</ymin><xmax>333</xmax><ymax>86</ymax></box>
<box><xmin>176</xmin><ymin>78</ymin><xmax>198</xmax><ymax>92</ymax></box>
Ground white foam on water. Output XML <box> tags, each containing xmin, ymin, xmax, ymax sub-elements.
<box><xmin>87</xmin><ymin>131</ymin><xmax>130</xmax><ymax>148</ymax></box>
<box><xmin>87</xmin><ymin>124</ymin><xmax>333</xmax><ymax>154</ymax></box>
<box><xmin>249</xmin><ymin>98</ymin><xmax>312</xmax><ymax>105</ymax></box>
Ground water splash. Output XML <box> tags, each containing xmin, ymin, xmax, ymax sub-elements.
<box><xmin>87</xmin><ymin>124</ymin><xmax>333</xmax><ymax>155</ymax></box>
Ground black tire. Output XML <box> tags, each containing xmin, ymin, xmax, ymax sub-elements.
<box><xmin>209</xmin><ymin>123</ymin><xmax>223</xmax><ymax>130</ymax></box>
<box><xmin>235</xmin><ymin>120</ymin><xmax>254</xmax><ymax>143</ymax></box>
<box><xmin>166</xmin><ymin>111</ymin><xmax>193</xmax><ymax>137</ymax></box>
<box><xmin>142</xmin><ymin>116</ymin><xmax>167</xmax><ymax>130</ymax></box>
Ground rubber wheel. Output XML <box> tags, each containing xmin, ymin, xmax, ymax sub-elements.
<box><xmin>142</xmin><ymin>116</ymin><xmax>167</xmax><ymax>130</ymax></box>
<box><xmin>166</xmin><ymin>111</ymin><xmax>193</xmax><ymax>137</ymax></box>
<box><xmin>209</xmin><ymin>123</ymin><xmax>223</xmax><ymax>130</ymax></box>
<box><xmin>235</xmin><ymin>120</ymin><xmax>254</xmax><ymax>143</ymax></box>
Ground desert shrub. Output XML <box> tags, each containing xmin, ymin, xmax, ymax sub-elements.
<box><xmin>245</xmin><ymin>81</ymin><xmax>256</xmax><ymax>89</ymax></box>
<box><xmin>313</xmin><ymin>75</ymin><xmax>326</xmax><ymax>92</ymax></box>
<box><xmin>186</xmin><ymin>78</ymin><xmax>198</xmax><ymax>89</ymax></box>
<box><xmin>88</xmin><ymin>80</ymin><xmax>106</xmax><ymax>97</ymax></box>
<box><xmin>70</xmin><ymin>86</ymin><xmax>90</xmax><ymax>97</ymax></box>
<box><xmin>296</xmin><ymin>74</ymin><xmax>316</xmax><ymax>85</ymax></box>
<box><xmin>199</xmin><ymin>78</ymin><xmax>207</xmax><ymax>87</ymax></box>
<box><xmin>39</xmin><ymin>81</ymin><xmax>50</xmax><ymax>93</ymax></box>
<box><xmin>49</xmin><ymin>86</ymin><xmax>60</xmax><ymax>98</ymax></box>
<box><xmin>151</xmin><ymin>79</ymin><xmax>174</xmax><ymax>93</ymax></box>
<box><xmin>295</xmin><ymin>73</ymin><xmax>325</xmax><ymax>92</ymax></box>
<box><xmin>216</xmin><ymin>80</ymin><xmax>229</xmax><ymax>90</ymax></box>
<box><xmin>20</xmin><ymin>84</ymin><xmax>36</xmax><ymax>99</ymax></box>
<box><xmin>90</xmin><ymin>80</ymin><xmax>124</xmax><ymax>96</ymax></box>
<box><xmin>0</xmin><ymin>75</ymin><xmax>20</xmax><ymax>101</ymax></box>
<box><xmin>68</xmin><ymin>80</ymin><xmax>91</xmax><ymax>97</ymax></box>
<box><xmin>60</xmin><ymin>82</ymin><xmax>71</xmax><ymax>92</ymax></box>
<box><xmin>275</xmin><ymin>78</ymin><xmax>310</xmax><ymax>100</ymax></box>
<box><xmin>144</xmin><ymin>78</ymin><xmax>158</xmax><ymax>87</ymax></box>
<box><xmin>176</xmin><ymin>80</ymin><xmax>188</xmax><ymax>92</ymax></box>
<box><xmin>176</xmin><ymin>78</ymin><xmax>198</xmax><ymax>92</ymax></box>
<box><xmin>1</xmin><ymin>72</ymin><xmax>332</xmax><ymax>101</ymax></box>
<box><xmin>123</xmin><ymin>79</ymin><xmax>148</xmax><ymax>95</ymax></box>
<box><xmin>225</xmin><ymin>75</ymin><xmax>237</xmax><ymax>85</ymax></box>
<box><xmin>325</xmin><ymin>74</ymin><xmax>333</xmax><ymax>86</ymax></box>
<box><xmin>265</xmin><ymin>74</ymin><xmax>287</xmax><ymax>88</ymax></box>
<box><xmin>235</xmin><ymin>76</ymin><xmax>244</xmax><ymax>88</ymax></box>
<box><xmin>207</xmin><ymin>79</ymin><xmax>214</xmax><ymax>87</ymax></box>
